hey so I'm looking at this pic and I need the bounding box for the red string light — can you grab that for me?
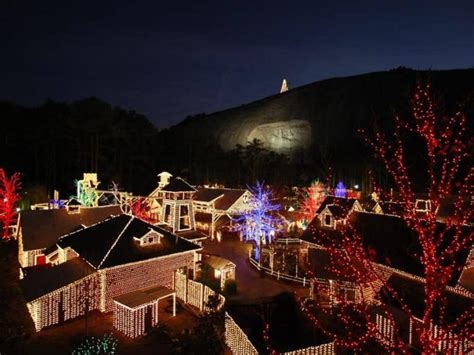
[299,82,473,353]
[0,168,21,239]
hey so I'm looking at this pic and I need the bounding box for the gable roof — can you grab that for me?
[20,257,95,302]
[380,273,474,323]
[360,199,378,212]
[204,255,235,270]
[19,205,123,251]
[315,196,358,215]
[302,211,471,287]
[57,214,201,269]
[65,198,82,206]
[377,201,405,216]
[459,266,474,293]
[325,204,350,219]
[194,187,247,211]
[194,188,224,203]
[161,177,196,192]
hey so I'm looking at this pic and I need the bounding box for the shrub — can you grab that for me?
[72,333,118,355]
[224,279,237,295]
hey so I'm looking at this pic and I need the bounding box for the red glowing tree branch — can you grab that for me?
[129,198,153,223]
[300,83,473,353]
[301,180,327,222]
[0,169,21,240]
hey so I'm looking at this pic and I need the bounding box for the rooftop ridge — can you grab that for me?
[97,215,134,269]
[57,214,121,241]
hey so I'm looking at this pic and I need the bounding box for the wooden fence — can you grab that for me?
[174,272,224,311]
[248,255,326,287]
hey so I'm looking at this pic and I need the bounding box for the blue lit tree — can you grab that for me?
[234,181,282,261]
[334,181,347,198]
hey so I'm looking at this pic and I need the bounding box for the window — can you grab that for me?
[67,206,81,214]
[134,231,162,246]
[346,289,356,302]
[324,214,331,227]
[179,205,190,229]
[164,204,171,224]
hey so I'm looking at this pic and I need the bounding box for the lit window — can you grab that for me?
[324,214,331,226]
[134,231,162,246]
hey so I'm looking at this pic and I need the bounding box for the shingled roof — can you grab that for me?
[315,196,358,215]
[377,201,405,216]
[19,205,123,251]
[302,211,471,287]
[325,204,350,219]
[20,257,95,302]
[57,214,201,269]
[380,273,474,323]
[161,177,196,192]
[204,255,235,270]
[194,187,247,211]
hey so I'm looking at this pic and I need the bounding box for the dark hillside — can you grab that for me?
[1,69,473,194]
[165,68,474,187]
[0,98,160,196]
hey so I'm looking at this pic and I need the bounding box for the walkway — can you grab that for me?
[202,237,307,304]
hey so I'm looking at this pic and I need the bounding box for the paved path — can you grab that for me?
[202,238,307,304]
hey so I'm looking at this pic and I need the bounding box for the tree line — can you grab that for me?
[0,98,310,203]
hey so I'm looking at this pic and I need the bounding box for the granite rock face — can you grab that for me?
[246,120,312,155]
[172,68,474,161]
[214,119,311,155]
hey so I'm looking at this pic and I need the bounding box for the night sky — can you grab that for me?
[1,1,473,128]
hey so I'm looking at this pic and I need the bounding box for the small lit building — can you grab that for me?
[193,187,252,239]
[307,247,364,304]
[316,196,362,229]
[113,285,176,338]
[203,255,236,290]
[300,211,474,352]
[159,177,197,233]
[16,205,122,268]
[20,214,201,332]
[147,171,173,221]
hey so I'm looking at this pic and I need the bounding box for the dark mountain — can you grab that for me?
[1,68,473,197]
[164,67,474,187]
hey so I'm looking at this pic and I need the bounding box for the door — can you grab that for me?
[144,305,153,333]
[35,254,47,265]
[58,295,65,324]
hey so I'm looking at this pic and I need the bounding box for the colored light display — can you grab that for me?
[234,181,281,261]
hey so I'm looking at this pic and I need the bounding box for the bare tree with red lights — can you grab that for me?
[0,168,21,240]
[297,83,473,353]
[301,180,327,223]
